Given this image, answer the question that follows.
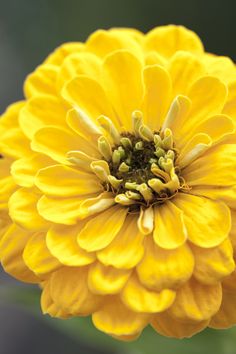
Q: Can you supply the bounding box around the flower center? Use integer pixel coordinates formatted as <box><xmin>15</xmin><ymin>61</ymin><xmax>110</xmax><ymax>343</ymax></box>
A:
<box><xmin>94</xmin><ymin>110</ymin><xmax>187</xmax><ymax>210</ymax></box>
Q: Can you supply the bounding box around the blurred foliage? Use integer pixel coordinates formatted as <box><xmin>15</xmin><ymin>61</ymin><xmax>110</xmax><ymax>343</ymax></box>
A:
<box><xmin>1</xmin><ymin>285</ymin><xmax>236</xmax><ymax>354</ymax></box>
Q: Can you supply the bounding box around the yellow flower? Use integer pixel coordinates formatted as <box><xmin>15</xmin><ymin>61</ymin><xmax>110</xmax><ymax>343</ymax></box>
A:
<box><xmin>0</xmin><ymin>157</ymin><xmax>14</xmax><ymax>241</ymax></box>
<box><xmin>1</xmin><ymin>25</ymin><xmax>236</xmax><ymax>340</ymax></box>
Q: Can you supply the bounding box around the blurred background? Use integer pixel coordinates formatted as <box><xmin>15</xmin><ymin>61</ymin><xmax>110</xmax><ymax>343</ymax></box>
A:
<box><xmin>1</xmin><ymin>0</ymin><xmax>236</xmax><ymax>353</ymax></box>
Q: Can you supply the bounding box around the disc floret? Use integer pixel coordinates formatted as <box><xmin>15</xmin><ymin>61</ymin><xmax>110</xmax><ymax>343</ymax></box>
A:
<box><xmin>92</xmin><ymin>110</ymin><xmax>182</xmax><ymax>208</ymax></box>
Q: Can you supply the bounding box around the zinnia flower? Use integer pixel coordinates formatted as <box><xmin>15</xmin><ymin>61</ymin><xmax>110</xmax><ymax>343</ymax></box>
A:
<box><xmin>1</xmin><ymin>25</ymin><xmax>236</xmax><ymax>340</ymax></box>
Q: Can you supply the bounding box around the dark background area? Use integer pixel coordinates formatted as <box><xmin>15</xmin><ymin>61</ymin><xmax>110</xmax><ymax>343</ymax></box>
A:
<box><xmin>1</xmin><ymin>0</ymin><xmax>236</xmax><ymax>112</ymax></box>
<box><xmin>0</xmin><ymin>0</ymin><xmax>236</xmax><ymax>353</ymax></box>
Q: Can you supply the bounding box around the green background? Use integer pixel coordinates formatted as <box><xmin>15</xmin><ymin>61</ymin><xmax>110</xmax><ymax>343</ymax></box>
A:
<box><xmin>1</xmin><ymin>0</ymin><xmax>236</xmax><ymax>353</ymax></box>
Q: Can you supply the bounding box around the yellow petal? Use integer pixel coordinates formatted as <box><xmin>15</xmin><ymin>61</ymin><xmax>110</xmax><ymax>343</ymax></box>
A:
<box><xmin>177</xmin><ymin>133</ymin><xmax>212</xmax><ymax>168</ymax></box>
<box><xmin>163</xmin><ymin>95</ymin><xmax>191</xmax><ymax>136</ymax></box>
<box><xmin>9</xmin><ymin>188</ymin><xmax>49</xmax><ymax>231</ymax></box>
<box><xmin>66</xmin><ymin>107</ymin><xmax>101</xmax><ymax>140</ymax></box>
<box><xmin>191</xmin><ymin>238</ymin><xmax>235</xmax><ymax>285</ymax></box>
<box><xmin>152</xmin><ymin>312</ymin><xmax>209</xmax><ymax>338</ymax></box>
<box><xmin>169</xmin><ymin>278</ymin><xmax>222</xmax><ymax>322</ymax></box>
<box><xmin>192</xmin><ymin>185</ymin><xmax>236</xmax><ymax>209</ymax></box>
<box><xmin>41</xmin><ymin>281</ymin><xmax>71</xmax><ymax>319</ymax></box>
<box><xmin>173</xmin><ymin>76</ymin><xmax>227</xmax><ymax>140</ymax></box>
<box><xmin>0</xmin><ymin>212</ymin><xmax>9</xmax><ymax>238</ymax></box>
<box><xmin>145</xmin><ymin>25</ymin><xmax>204</xmax><ymax>58</ymax></box>
<box><xmin>137</xmin><ymin>237</ymin><xmax>194</xmax><ymax>292</ymax></box>
<box><xmin>57</xmin><ymin>52</ymin><xmax>102</xmax><ymax>90</ymax></box>
<box><xmin>204</xmin><ymin>54</ymin><xmax>236</xmax><ymax>84</ymax></box>
<box><xmin>145</xmin><ymin>51</ymin><xmax>167</xmax><ymax>66</ymax></box>
<box><xmin>88</xmin><ymin>262</ymin><xmax>131</xmax><ymax>295</ymax></box>
<box><xmin>23</xmin><ymin>232</ymin><xmax>61</xmax><ymax>275</ymax></box>
<box><xmin>210</xmin><ymin>290</ymin><xmax>236</xmax><ymax>329</ymax></box>
<box><xmin>35</xmin><ymin>164</ymin><xmax>102</xmax><ymax>197</ymax></box>
<box><xmin>153</xmin><ymin>201</ymin><xmax>187</xmax><ymax>249</ymax></box>
<box><xmin>46</xmin><ymin>224</ymin><xmax>95</xmax><ymax>266</ymax></box>
<box><xmin>98</xmin><ymin>215</ymin><xmax>144</xmax><ymax>269</ymax></box>
<box><xmin>86</xmin><ymin>29</ymin><xmax>143</xmax><ymax>60</ymax></box>
<box><xmin>223</xmin><ymin>81</ymin><xmax>236</xmax><ymax>119</ymax></box>
<box><xmin>50</xmin><ymin>266</ymin><xmax>102</xmax><ymax>315</ymax></box>
<box><xmin>141</xmin><ymin>64</ymin><xmax>171</xmax><ymax>131</ymax></box>
<box><xmin>229</xmin><ymin>209</ymin><xmax>236</xmax><ymax>249</ymax></box>
<box><xmin>45</xmin><ymin>42</ymin><xmax>84</xmax><ymax>66</ymax></box>
<box><xmin>121</xmin><ymin>273</ymin><xmax>176</xmax><ymax>313</ymax></box>
<box><xmin>0</xmin><ymin>176</ymin><xmax>16</xmax><ymax>209</ymax></box>
<box><xmin>92</xmin><ymin>297</ymin><xmax>149</xmax><ymax>337</ymax></box>
<box><xmin>137</xmin><ymin>206</ymin><xmax>154</xmax><ymax>235</ymax></box>
<box><xmin>183</xmin><ymin>144</ymin><xmax>236</xmax><ymax>187</ymax></box>
<box><xmin>31</xmin><ymin>126</ymin><xmax>98</xmax><ymax>164</ymax></box>
<box><xmin>62</xmin><ymin>75</ymin><xmax>115</xmax><ymax>124</ymax></box>
<box><xmin>168</xmin><ymin>51</ymin><xmax>205</xmax><ymax>96</ymax></box>
<box><xmin>102</xmin><ymin>50</ymin><xmax>143</xmax><ymax>130</ymax></box>
<box><xmin>0</xmin><ymin>101</ymin><xmax>31</xmax><ymax>159</ymax></box>
<box><xmin>24</xmin><ymin>64</ymin><xmax>59</xmax><ymax>98</ymax></box>
<box><xmin>77</xmin><ymin>205</ymin><xmax>128</xmax><ymax>252</ymax></box>
<box><xmin>187</xmin><ymin>76</ymin><xmax>227</xmax><ymax>124</ymax></box>
<box><xmin>67</xmin><ymin>150</ymin><xmax>97</xmax><ymax>172</ymax></box>
<box><xmin>11</xmin><ymin>153</ymin><xmax>53</xmax><ymax>188</ymax></box>
<box><xmin>0</xmin><ymin>158</ymin><xmax>16</xmax><ymax>206</ymax></box>
<box><xmin>37</xmin><ymin>195</ymin><xmax>91</xmax><ymax>225</ymax></box>
<box><xmin>19</xmin><ymin>95</ymin><xmax>68</xmax><ymax>139</ymax></box>
<box><xmin>178</xmin><ymin>114</ymin><xmax>235</xmax><ymax>149</ymax></box>
<box><xmin>174</xmin><ymin>194</ymin><xmax>231</xmax><ymax>247</ymax></box>
<box><xmin>0</xmin><ymin>224</ymin><xmax>39</xmax><ymax>283</ymax></box>
<box><xmin>110</xmin><ymin>333</ymin><xmax>140</xmax><ymax>342</ymax></box>
<box><xmin>221</xmin><ymin>269</ymin><xmax>236</xmax><ymax>292</ymax></box>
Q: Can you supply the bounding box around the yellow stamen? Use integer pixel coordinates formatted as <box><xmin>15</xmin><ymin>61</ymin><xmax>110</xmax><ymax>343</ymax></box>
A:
<box><xmin>135</xmin><ymin>141</ymin><xmax>144</xmax><ymax>150</ymax></box>
<box><xmin>137</xmin><ymin>183</ymin><xmax>153</xmax><ymax>202</ymax></box>
<box><xmin>149</xmin><ymin>168</ymin><xmax>180</xmax><ymax>194</ymax></box>
<box><xmin>90</xmin><ymin>160</ymin><xmax>110</xmax><ymax>182</ymax></box>
<box><xmin>120</xmin><ymin>137</ymin><xmax>132</xmax><ymax>149</ymax></box>
<box><xmin>125</xmin><ymin>182</ymin><xmax>139</xmax><ymax>190</ymax></box>
<box><xmin>132</xmin><ymin>110</ymin><xmax>143</xmax><ymax>137</ymax></box>
<box><xmin>139</xmin><ymin>124</ymin><xmax>154</xmax><ymax>141</ymax></box>
<box><xmin>161</xmin><ymin>158</ymin><xmax>173</xmax><ymax>173</ymax></box>
<box><xmin>125</xmin><ymin>191</ymin><xmax>142</xmax><ymax>200</ymax></box>
<box><xmin>154</xmin><ymin>147</ymin><xmax>165</xmax><ymax>158</ymax></box>
<box><xmin>115</xmin><ymin>194</ymin><xmax>136</xmax><ymax>205</ymax></box>
<box><xmin>107</xmin><ymin>175</ymin><xmax>123</xmax><ymax>189</ymax></box>
<box><xmin>151</xmin><ymin>163</ymin><xmax>170</xmax><ymax>182</ymax></box>
<box><xmin>162</xmin><ymin>128</ymin><xmax>173</xmax><ymax>150</ymax></box>
<box><xmin>118</xmin><ymin>146</ymin><xmax>126</xmax><ymax>159</ymax></box>
<box><xmin>166</xmin><ymin>150</ymin><xmax>175</xmax><ymax>160</ymax></box>
<box><xmin>148</xmin><ymin>178</ymin><xmax>164</xmax><ymax>193</ymax></box>
<box><xmin>167</xmin><ymin>168</ymin><xmax>180</xmax><ymax>193</ymax></box>
<box><xmin>112</xmin><ymin>150</ymin><xmax>121</xmax><ymax>166</ymax></box>
<box><xmin>119</xmin><ymin>162</ymin><xmax>130</xmax><ymax>172</ymax></box>
<box><xmin>154</xmin><ymin>134</ymin><xmax>162</xmax><ymax>147</ymax></box>
<box><xmin>98</xmin><ymin>136</ymin><xmax>112</xmax><ymax>161</ymax></box>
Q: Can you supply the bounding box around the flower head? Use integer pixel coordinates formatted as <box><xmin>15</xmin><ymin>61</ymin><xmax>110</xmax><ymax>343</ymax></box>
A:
<box><xmin>1</xmin><ymin>25</ymin><xmax>236</xmax><ymax>340</ymax></box>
